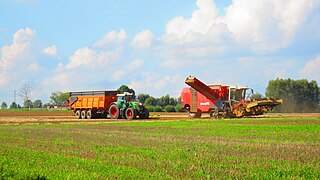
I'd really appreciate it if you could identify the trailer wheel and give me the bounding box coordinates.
[75,110,81,119]
[81,110,87,119]
[87,109,93,119]
[125,108,136,120]
[109,104,119,119]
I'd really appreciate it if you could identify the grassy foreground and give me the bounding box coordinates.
[0,117,319,179]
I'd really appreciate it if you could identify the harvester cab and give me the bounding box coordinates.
[227,86,253,109]
[109,92,149,120]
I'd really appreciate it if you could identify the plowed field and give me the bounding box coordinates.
[0,111,319,125]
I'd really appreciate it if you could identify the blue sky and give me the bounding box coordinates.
[1,0,320,105]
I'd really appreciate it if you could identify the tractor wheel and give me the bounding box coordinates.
[109,104,120,119]
[81,110,87,119]
[125,108,136,120]
[87,109,94,119]
[75,110,81,119]
[140,109,149,119]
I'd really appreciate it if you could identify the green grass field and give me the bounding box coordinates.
[0,117,319,179]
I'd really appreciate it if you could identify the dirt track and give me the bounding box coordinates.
[0,111,319,125]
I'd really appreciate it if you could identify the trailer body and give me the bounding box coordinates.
[69,90,119,119]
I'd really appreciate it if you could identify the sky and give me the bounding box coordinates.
[1,0,320,105]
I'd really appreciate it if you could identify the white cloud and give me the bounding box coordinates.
[0,27,35,69]
[44,29,146,94]
[93,29,126,48]
[224,0,318,51]
[111,70,126,81]
[126,59,144,71]
[131,30,154,49]
[66,47,123,69]
[130,73,182,96]
[166,0,219,38]
[0,27,36,86]
[300,55,320,81]
[111,59,144,81]
[164,0,230,45]
[43,45,57,56]
[162,0,319,54]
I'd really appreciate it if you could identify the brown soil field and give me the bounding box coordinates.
[0,111,319,125]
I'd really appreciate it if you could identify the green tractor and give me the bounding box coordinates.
[108,92,149,120]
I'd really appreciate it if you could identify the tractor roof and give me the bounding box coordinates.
[117,92,133,96]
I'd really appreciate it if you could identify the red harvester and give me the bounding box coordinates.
[181,76,282,118]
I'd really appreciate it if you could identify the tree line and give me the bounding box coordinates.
[265,78,319,113]
[1,79,319,112]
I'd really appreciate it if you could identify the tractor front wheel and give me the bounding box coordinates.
[125,108,136,120]
[109,104,120,119]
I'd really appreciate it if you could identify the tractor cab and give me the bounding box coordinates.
[116,92,134,104]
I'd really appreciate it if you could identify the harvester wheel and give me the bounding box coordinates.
[234,105,245,118]
[209,109,218,119]
[109,104,120,119]
[125,107,136,120]
[189,112,202,118]
[75,110,81,119]
[81,110,87,119]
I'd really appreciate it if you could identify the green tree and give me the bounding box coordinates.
[175,105,183,112]
[145,106,155,112]
[164,105,176,112]
[43,103,52,109]
[1,102,7,109]
[33,99,43,108]
[50,91,70,105]
[137,93,150,104]
[144,96,157,106]
[159,94,178,107]
[24,100,33,109]
[154,105,163,112]
[117,85,135,97]
[266,78,319,112]
[10,102,18,109]
[252,92,264,100]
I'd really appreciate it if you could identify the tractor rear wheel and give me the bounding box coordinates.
[109,104,120,119]
[139,109,149,119]
[125,108,136,120]
[81,110,87,119]
[75,110,81,119]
